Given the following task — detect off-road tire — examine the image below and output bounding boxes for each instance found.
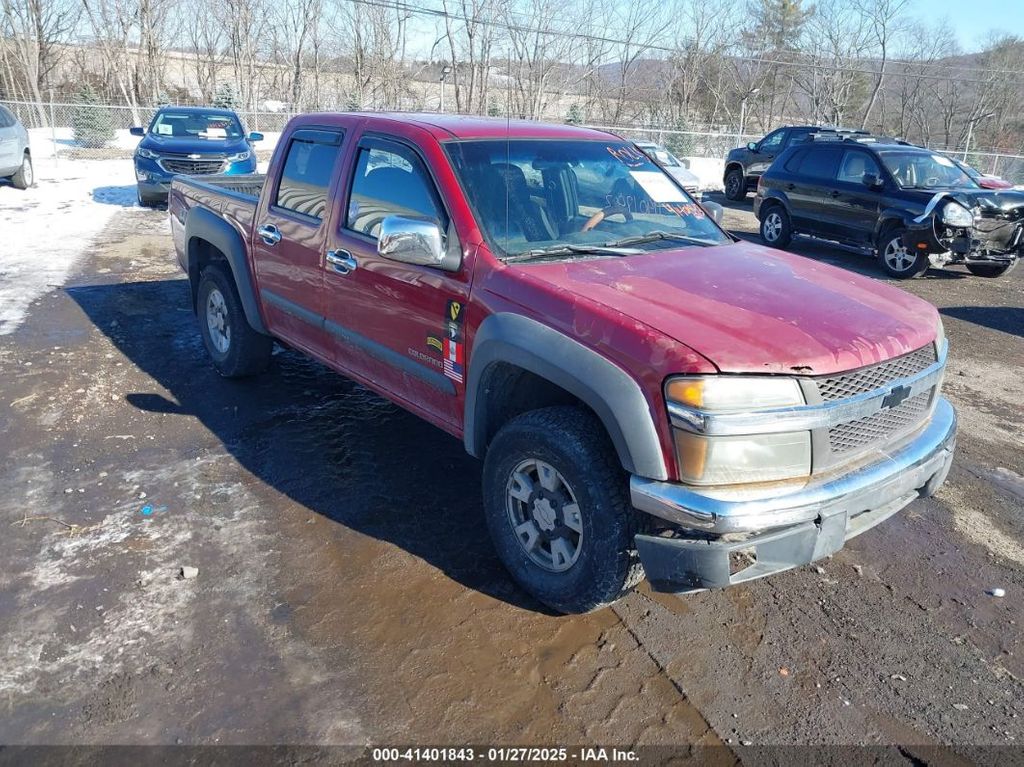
[482,406,643,614]
[966,261,1016,278]
[197,264,273,377]
[877,225,928,279]
[10,153,32,190]
[724,167,746,201]
[759,204,793,248]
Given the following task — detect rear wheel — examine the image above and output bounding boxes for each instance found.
[197,264,273,377]
[760,205,792,248]
[877,226,928,279]
[724,167,746,201]
[966,261,1016,278]
[10,153,32,190]
[482,406,642,614]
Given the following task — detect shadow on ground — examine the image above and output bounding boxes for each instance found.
[67,278,547,613]
[92,184,139,207]
[941,305,1024,338]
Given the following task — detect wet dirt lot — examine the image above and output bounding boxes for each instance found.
[1,196,1022,758]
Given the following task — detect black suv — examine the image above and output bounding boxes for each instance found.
[723,126,867,201]
[754,134,1024,278]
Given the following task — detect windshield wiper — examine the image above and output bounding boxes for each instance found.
[502,244,644,263]
[603,231,720,248]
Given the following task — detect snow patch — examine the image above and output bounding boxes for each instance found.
[0,157,137,335]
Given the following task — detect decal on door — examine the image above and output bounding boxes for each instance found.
[443,299,465,383]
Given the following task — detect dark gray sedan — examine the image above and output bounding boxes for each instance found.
[0,104,32,189]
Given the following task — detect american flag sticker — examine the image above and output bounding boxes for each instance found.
[443,337,464,383]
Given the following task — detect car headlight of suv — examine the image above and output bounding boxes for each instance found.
[136,147,159,160]
[941,201,974,227]
[227,149,251,163]
[665,376,811,486]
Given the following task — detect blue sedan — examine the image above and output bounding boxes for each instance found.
[131,106,262,206]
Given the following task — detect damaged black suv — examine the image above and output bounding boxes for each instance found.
[754,134,1022,278]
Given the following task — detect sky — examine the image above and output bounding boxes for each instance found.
[932,0,1024,50]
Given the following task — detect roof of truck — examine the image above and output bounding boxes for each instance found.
[304,111,618,141]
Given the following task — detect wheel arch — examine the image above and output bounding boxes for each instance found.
[723,161,745,182]
[757,191,790,220]
[465,313,669,481]
[184,206,268,334]
[873,209,915,243]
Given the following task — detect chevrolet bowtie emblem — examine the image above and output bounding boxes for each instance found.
[881,384,911,410]
[188,153,201,159]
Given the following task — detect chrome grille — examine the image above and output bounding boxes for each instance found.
[828,391,932,454]
[816,346,937,401]
[159,157,225,175]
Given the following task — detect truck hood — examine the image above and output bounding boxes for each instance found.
[517,240,938,375]
[139,134,250,156]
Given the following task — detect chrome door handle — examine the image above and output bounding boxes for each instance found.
[258,224,281,246]
[326,249,358,275]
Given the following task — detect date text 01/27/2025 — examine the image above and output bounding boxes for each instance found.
[369,747,639,762]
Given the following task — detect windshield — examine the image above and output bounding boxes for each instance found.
[445,139,728,258]
[879,150,977,190]
[150,111,244,140]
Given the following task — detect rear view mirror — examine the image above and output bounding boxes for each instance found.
[701,200,724,224]
[378,215,446,268]
[747,141,758,151]
[130,126,145,137]
[248,132,264,142]
[863,173,884,190]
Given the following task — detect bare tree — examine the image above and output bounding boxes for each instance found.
[855,0,911,130]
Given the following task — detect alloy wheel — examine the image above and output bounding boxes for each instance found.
[505,458,583,573]
[763,211,783,242]
[205,287,231,354]
[883,236,914,272]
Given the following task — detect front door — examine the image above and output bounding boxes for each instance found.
[749,129,788,178]
[250,127,346,360]
[0,107,20,174]
[322,135,469,428]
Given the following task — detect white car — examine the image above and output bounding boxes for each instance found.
[0,104,32,189]
[635,141,702,199]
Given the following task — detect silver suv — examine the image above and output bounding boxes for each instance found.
[0,105,32,189]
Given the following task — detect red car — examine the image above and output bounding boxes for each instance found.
[169,113,956,613]
[952,156,1014,189]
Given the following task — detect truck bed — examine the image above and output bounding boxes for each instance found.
[169,174,266,271]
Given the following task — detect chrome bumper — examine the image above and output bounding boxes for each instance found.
[632,398,956,535]
[632,399,956,591]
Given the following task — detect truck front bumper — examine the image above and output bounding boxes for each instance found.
[631,398,956,591]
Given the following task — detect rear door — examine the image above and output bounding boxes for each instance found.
[789,146,842,236]
[831,148,886,245]
[322,132,470,428]
[0,106,20,174]
[251,127,346,360]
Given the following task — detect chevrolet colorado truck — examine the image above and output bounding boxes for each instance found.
[169,113,957,614]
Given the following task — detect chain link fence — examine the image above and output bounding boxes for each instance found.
[5,99,1024,187]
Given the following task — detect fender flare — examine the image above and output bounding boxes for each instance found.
[723,161,745,182]
[184,206,268,335]
[873,208,917,243]
[464,313,669,480]
[757,190,790,219]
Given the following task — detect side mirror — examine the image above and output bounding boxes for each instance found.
[863,173,884,190]
[700,200,724,224]
[248,132,264,142]
[129,126,145,137]
[378,215,445,268]
[747,141,758,151]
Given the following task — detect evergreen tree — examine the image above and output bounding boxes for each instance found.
[213,82,240,109]
[743,0,815,53]
[72,84,114,149]
[565,103,583,124]
[343,93,362,111]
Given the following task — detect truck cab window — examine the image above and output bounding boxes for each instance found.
[275,136,341,220]
[346,145,446,237]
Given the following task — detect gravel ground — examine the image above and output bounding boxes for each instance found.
[1,190,1022,759]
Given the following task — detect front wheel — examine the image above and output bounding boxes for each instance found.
[10,153,32,190]
[482,406,642,614]
[724,168,746,201]
[197,264,273,377]
[877,227,928,279]
[966,261,1016,278]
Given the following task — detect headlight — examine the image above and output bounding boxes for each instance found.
[665,376,810,486]
[227,149,251,163]
[137,147,159,160]
[941,201,974,227]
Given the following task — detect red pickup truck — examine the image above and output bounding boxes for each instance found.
[169,113,956,613]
